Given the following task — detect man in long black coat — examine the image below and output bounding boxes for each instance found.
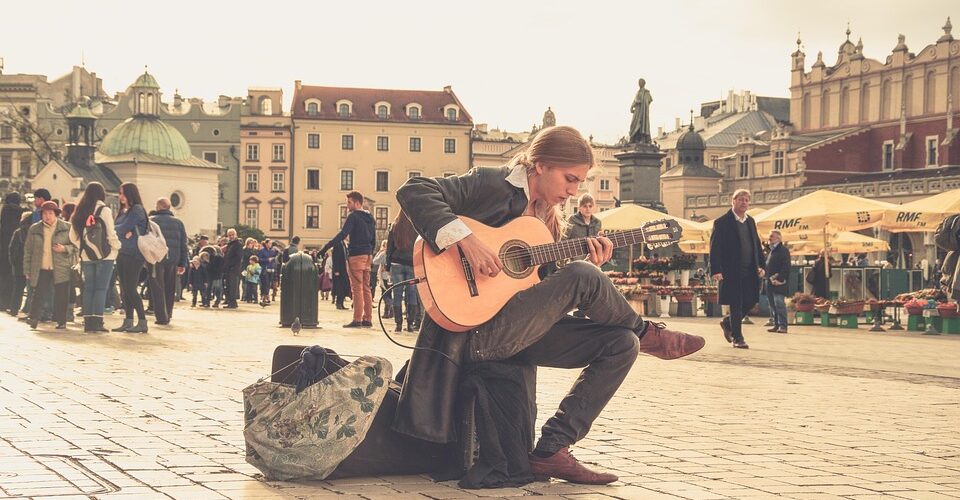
[0,193,26,311]
[710,189,764,349]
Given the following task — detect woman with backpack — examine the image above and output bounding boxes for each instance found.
[69,182,122,333]
[113,182,149,333]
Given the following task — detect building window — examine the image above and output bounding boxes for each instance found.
[773,151,785,175]
[446,108,458,121]
[377,105,388,119]
[306,168,320,190]
[711,155,719,169]
[246,143,259,161]
[305,205,320,229]
[340,170,354,191]
[738,155,749,178]
[926,136,939,166]
[307,133,320,149]
[599,178,611,191]
[170,192,183,209]
[272,144,285,162]
[409,137,421,152]
[408,106,420,120]
[408,170,422,179]
[245,208,258,228]
[375,206,389,232]
[377,136,389,151]
[0,125,13,143]
[339,205,348,228]
[664,157,672,169]
[246,172,259,192]
[19,156,30,176]
[338,103,350,117]
[341,135,354,150]
[307,102,318,115]
[882,141,894,170]
[272,172,285,192]
[203,151,218,164]
[376,171,389,192]
[444,138,456,154]
[271,207,284,231]
[0,153,11,177]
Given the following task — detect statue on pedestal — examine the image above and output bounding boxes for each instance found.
[628,78,653,145]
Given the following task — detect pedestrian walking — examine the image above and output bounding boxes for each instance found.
[710,189,764,349]
[148,198,188,325]
[257,239,278,305]
[23,201,76,330]
[809,249,832,299]
[7,212,33,316]
[222,228,243,309]
[243,255,261,303]
[113,182,149,333]
[387,211,421,332]
[0,193,26,312]
[319,191,376,328]
[763,230,791,334]
[68,182,121,333]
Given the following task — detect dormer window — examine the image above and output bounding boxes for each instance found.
[444,105,460,121]
[336,100,353,118]
[407,104,422,120]
[304,98,321,116]
[375,101,391,119]
[259,96,273,115]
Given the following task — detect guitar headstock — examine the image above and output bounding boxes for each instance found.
[641,219,683,249]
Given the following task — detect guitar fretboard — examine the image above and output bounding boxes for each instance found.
[526,228,648,266]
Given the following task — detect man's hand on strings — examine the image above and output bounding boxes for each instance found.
[586,234,613,267]
[458,233,503,278]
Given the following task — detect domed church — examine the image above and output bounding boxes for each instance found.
[34,71,223,237]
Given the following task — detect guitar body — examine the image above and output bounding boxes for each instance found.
[414,216,553,333]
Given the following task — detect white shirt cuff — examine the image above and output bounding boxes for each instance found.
[435,218,473,251]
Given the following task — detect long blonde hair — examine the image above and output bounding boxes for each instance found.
[507,126,595,241]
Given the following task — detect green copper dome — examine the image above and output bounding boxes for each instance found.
[99,116,192,162]
[132,71,161,89]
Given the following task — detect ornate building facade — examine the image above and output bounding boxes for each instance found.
[240,87,291,242]
[289,82,473,246]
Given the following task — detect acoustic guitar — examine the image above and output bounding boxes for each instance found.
[413,216,682,332]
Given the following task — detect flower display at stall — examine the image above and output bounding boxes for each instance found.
[669,254,697,271]
[790,293,816,312]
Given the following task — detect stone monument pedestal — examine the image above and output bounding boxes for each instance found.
[616,143,666,212]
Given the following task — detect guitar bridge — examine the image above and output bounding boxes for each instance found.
[457,246,479,297]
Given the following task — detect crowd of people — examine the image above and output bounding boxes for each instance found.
[0,182,426,335]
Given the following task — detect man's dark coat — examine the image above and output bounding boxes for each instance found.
[709,209,764,306]
[763,243,791,295]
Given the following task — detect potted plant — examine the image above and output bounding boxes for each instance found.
[669,254,697,286]
[699,286,719,304]
[833,298,865,315]
[672,287,695,303]
[791,293,816,313]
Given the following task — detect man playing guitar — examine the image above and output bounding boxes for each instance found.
[393,126,705,485]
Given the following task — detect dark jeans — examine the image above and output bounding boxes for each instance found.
[9,275,26,315]
[475,261,644,453]
[192,285,208,306]
[117,253,146,320]
[224,271,240,307]
[29,270,68,324]
[726,270,757,343]
[260,271,273,300]
[148,260,178,323]
[244,281,258,302]
[0,267,11,311]
[765,284,788,330]
[207,278,223,305]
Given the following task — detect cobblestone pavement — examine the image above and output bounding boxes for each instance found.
[1,298,958,500]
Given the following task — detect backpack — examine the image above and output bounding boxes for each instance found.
[934,214,960,252]
[138,218,169,265]
[81,205,111,260]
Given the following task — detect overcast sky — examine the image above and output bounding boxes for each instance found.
[2,1,956,143]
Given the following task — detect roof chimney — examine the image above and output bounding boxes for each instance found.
[443,85,452,93]
[295,80,302,91]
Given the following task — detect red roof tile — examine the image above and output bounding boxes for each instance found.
[291,84,473,125]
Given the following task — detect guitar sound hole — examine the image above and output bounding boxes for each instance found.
[500,241,534,279]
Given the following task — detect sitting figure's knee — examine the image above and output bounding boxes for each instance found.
[609,328,641,359]
[562,260,604,284]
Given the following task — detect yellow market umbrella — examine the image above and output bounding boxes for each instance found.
[786,231,890,256]
[881,189,960,232]
[753,190,896,235]
[676,239,709,254]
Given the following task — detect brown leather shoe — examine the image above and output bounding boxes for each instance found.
[720,317,734,343]
[638,321,705,360]
[528,448,618,485]
[733,341,750,349]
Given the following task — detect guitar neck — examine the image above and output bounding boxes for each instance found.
[528,228,646,266]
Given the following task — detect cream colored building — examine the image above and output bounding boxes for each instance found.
[240,88,291,242]
[290,82,473,246]
[472,108,624,216]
